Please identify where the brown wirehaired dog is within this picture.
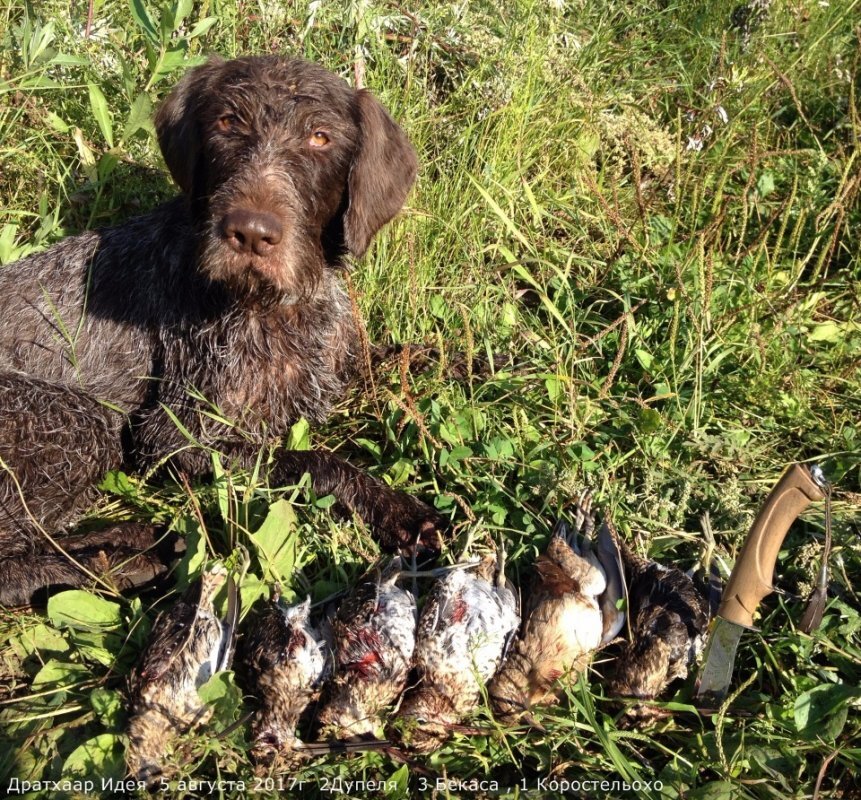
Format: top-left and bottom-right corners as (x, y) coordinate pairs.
(0, 55), (440, 605)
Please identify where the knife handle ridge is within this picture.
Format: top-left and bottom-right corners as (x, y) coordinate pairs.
(719, 464), (825, 629)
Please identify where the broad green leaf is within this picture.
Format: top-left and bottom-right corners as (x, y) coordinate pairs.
(386, 764), (410, 798)
(122, 91), (154, 142)
(356, 437), (381, 458)
(20, 75), (60, 89)
(31, 659), (89, 702)
(90, 687), (125, 727)
(545, 375), (562, 402)
(99, 469), (133, 495)
(98, 152), (119, 182)
(794, 683), (861, 740)
(47, 53), (88, 66)
(68, 629), (124, 666)
(129, 0), (159, 44)
(212, 452), (232, 528)
(48, 591), (122, 631)
(447, 445), (473, 466)
(174, 514), (206, 589)
(15, 623), (70, 657)
(88, 83), (113, 148)
(575, 442), (596, 461)
(248, 499), (298, 583)
(314, 493), (338, 508)
(63, 733), (125, 780)
(429, 294), (448, 318)
(286, 417), (310, 450)
(0, 223), (17, 264)
(72, 127), (97, 174)
(635, 348), (654, 370)
(638, 407), (663, 433)
(197, 670), (238, 703)
(197, 671), (242, 723)
(386, 459), (414, 487)
(238, 572), (268, 616)
(485, 436), (514, 460)
(688, 781), (739, 800)
(173, 0), (194, 32)
(46, 111), (69, 132)
(151, 45), (188, 86)
(188, 16), (218, 39)
(808, 321), (858, 343)
(756, 171), (775, 198)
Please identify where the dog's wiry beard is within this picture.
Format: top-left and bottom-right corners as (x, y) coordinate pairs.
(197, 221), (325, 310)
(205, 262), (324, 312)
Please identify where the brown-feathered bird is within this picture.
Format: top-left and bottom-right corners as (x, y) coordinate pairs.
(240, 591), (331, 766)
(601, 518), (710, 704)
(126, 565), (239, 783)
(394, 552), (520, 752)
(316, 557), (417, 740)
(490, 494), (624, 723)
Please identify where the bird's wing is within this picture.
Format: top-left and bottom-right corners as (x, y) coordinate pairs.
(243, 601), (292, 675)
(533, 554), (581, 597)
(132, 582), (202, 690)
(216, 574), (240, 672)
(637, 565), (709, 637)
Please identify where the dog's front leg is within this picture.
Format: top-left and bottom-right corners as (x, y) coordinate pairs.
(269, 450), (443, 554)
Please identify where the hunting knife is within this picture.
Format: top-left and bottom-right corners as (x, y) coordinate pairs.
(695, 463), (827, 701)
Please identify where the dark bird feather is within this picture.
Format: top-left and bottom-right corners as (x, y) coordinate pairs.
(317, 557), (417, 740)
(240, 592), (331, 767)
(126, 565), (238, 784)
(394, 552), (519, 752)
(601, 521), (710, 707)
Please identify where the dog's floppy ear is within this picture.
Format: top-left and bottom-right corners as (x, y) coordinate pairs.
(343, 90), (418, 257)
(154, 56), (226, 194)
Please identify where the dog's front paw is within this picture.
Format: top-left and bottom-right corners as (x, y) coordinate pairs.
(371, 489), (444, 555)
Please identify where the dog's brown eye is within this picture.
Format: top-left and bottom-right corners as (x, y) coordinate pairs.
(309, 131), (330, 148)
(216, 114), (238, 133)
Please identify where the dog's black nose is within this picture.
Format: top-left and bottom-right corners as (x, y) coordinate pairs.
(220, 209), (283, 256)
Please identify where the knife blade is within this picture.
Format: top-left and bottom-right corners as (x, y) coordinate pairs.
(696, 463), (827, 701)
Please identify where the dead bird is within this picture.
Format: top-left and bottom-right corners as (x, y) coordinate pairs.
(490, 494), (624, 723)
(240, 590), (331, 767)
(126, 564), (239, 784)
(600, 513), (710, 705)
(394, 551), (520, 752)
(316, 557), (417, 740)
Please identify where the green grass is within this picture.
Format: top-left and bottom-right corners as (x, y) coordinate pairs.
(1, 0), (860, 797)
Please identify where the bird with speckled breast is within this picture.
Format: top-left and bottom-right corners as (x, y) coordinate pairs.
(126, 564), (239, 783)
(240, 590), (331, 767)
(316, 557), (417, 740)
(490, 492), (625, 723)
(393, 550), (520, 752)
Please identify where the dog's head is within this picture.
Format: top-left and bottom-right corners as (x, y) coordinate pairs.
(154, 55), (417, 303)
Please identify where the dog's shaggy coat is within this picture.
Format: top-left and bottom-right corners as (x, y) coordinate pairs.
(0, 55), (440, 605)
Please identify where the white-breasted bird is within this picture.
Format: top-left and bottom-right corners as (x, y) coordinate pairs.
(394, 551), (520, 752)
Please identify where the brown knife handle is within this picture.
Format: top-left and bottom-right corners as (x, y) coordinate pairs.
(720, 464), (826, 628)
